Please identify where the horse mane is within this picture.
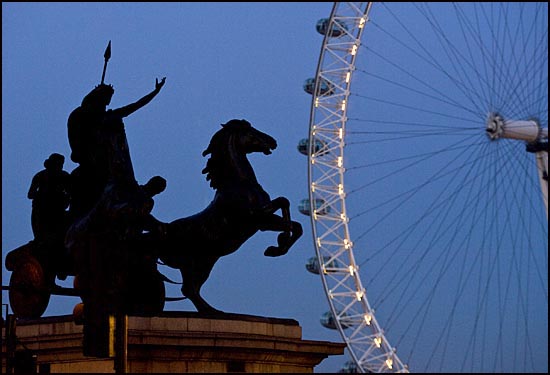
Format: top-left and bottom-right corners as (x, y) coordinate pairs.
(201, 119), (252, 189)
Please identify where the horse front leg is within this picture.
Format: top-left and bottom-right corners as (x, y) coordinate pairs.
(271, 197), (291, 229)
(264, 219), (303, 257)
(264, 219), (302, 257)
(257, 197), (303, 257)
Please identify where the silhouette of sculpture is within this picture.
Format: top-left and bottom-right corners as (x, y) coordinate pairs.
(4, 153), (72, 319)
(28, 153), (71, 244)
(67, 77), (166, 220)
(6, 43), (170, 327)
(27, 153), (72, 278)
(6, 42), (304, 336)
(62, 46), (168, 355)
(158, 119), (303, 313)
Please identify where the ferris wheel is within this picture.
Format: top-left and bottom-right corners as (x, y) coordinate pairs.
(300, 2), (548, 373)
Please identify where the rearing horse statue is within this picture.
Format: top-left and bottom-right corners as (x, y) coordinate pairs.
(158, 119), (303, 313)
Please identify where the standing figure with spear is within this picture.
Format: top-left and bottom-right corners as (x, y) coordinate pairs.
(67, 40), (167, 220)
(65, 41), (168, 359)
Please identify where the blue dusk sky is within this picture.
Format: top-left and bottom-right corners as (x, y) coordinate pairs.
(3, 2), (547, 373)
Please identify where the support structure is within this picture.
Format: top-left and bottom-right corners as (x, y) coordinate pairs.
(486, 112), (548, 218)
(1, 312), (345, 373)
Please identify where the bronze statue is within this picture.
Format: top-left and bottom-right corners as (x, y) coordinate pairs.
(5, 43), (303, 347)
(65, 76), (169, 312)
(158, 119), (303, 313)
(6, 43), (169, 324)
(27, 152), (72, 280)
(4, 153), (72, 319)
(63, 43), (169, 356)
(27, 153), (71, 245)
(67, 77), (166, 220)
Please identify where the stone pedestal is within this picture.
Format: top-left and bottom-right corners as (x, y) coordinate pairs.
(1, 311), (345, 373)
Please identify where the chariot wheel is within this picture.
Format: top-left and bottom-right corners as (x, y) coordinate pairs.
(9, 256), (53, 319)
(305, 2), (547, 373)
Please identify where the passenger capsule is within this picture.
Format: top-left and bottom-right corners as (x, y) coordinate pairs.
(316, 18), (348, 37)
(338, 361), (359, 373)
(305, 256), (320, 274)
(305, 256), (342, 274)
(298, 198), (330, 216)
(320, 310), (350, 330)
(303, 77), (334, 96)
(297, 138), (329, 156)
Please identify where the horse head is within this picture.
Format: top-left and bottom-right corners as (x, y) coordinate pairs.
(201, 119), (277, 189)
(202, 119), (277, 156)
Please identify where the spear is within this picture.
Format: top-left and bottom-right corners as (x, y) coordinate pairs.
(101, 40), (111, 84)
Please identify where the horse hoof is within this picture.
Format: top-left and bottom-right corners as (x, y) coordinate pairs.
(264, 246), (288, 257)
(277, 232), (292, 247)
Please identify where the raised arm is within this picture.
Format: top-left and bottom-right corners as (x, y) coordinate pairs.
(112, 77), (166, 119)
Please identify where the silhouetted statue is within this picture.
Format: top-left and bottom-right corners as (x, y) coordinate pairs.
(6, 41), (303, 333)
(67, 77), (166, 220)
(5, 43), (169, 327)
(4, 153), (72, 319)
(65, 77), (168, 311)
(28, 153), (71, 244)
(158, 119), (303, 313)
(64, 72), (168, 356)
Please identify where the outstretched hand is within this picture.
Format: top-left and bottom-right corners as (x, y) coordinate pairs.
(155, 77), (166, 92)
